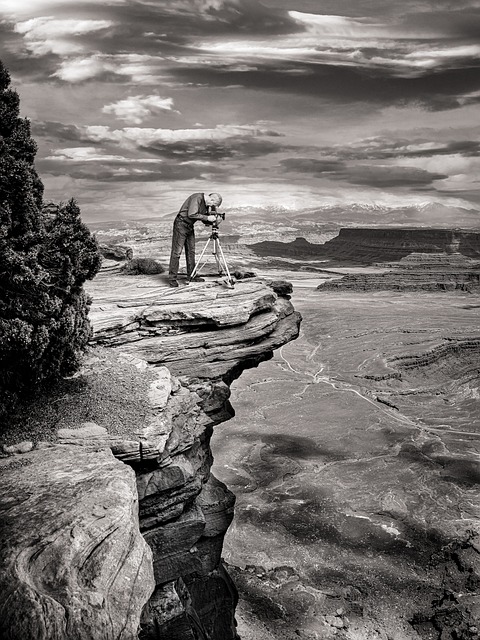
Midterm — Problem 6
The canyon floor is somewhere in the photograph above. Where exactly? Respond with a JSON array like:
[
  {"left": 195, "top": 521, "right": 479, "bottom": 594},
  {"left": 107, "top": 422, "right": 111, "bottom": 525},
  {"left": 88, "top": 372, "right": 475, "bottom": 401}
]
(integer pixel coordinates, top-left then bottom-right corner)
[
  {"left": 90, "top": 223, "right": 480, "bottom": 639},
  {"left": 211, "top": 273, "right": 480, "bottom": 640}
]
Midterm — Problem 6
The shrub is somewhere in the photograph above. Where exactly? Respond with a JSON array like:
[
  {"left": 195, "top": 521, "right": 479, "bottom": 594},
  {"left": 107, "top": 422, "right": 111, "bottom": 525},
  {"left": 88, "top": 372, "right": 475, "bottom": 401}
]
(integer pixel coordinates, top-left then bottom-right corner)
[
  {"left": 0, "top": 61, "right": 101, "bottom": 417},
  {"left": 120, "top": 257, "right": 165, "bottom": 275}
]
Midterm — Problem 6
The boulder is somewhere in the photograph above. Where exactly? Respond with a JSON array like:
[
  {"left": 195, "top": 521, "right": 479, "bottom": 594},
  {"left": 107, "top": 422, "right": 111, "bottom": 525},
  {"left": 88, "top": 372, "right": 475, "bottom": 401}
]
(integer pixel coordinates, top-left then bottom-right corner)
[{"left": 0, "top": 446, "right": 154, "bottom": 640}]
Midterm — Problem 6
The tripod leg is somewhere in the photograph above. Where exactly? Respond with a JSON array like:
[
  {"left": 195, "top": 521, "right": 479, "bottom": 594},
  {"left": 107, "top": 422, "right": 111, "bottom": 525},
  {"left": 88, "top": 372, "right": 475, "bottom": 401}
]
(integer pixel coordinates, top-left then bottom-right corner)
[
  {"left": 189, "top": 237, "right": 211, "bottom": 280},
  {"left": 216, "top": 239, "right": 235, "bottom": 287},
  {"left": 213, "top": 239, "right": 224, "bottom": 275}
]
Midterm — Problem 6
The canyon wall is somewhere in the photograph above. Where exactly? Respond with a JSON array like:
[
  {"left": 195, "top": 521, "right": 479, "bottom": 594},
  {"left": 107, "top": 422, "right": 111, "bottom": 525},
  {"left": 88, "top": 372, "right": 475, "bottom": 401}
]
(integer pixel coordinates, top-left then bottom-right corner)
[
  {"left": 322, "top": 228, "right": 480, "bottom": 262},
  {"left": 252, "top": 228, "right": 480, "bottom": 264},
  {"left": 0, "top": 275, "right": 301, "bottom": 640},
  {"left": 318, "top": 252, "right": 480, "bottom": 292}
]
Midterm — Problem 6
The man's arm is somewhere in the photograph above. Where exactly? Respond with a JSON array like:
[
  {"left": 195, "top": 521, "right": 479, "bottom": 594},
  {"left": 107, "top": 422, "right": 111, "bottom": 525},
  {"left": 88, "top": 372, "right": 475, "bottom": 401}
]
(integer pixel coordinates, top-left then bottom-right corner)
[{"left": 186, "top": 194, "right": 212, "bottom": 222}]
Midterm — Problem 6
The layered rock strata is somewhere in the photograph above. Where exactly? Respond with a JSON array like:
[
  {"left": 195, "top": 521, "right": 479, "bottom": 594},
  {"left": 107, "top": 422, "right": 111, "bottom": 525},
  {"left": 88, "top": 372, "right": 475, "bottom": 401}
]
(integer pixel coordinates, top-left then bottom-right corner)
[
  {"left": 322, "top": 227, "right": 480, "bottom": 262},
  {"left": 0, "top": 274, "right": 301, "bottom": 640},
  {"left": 0, "top": 444, "right": 155, "bottom": 640},
  {"left": 252, "top": 228, "right": 480, "bottom": 264},
  {"left": 318, "top": 253, "right": 480, "bottom": 292}
]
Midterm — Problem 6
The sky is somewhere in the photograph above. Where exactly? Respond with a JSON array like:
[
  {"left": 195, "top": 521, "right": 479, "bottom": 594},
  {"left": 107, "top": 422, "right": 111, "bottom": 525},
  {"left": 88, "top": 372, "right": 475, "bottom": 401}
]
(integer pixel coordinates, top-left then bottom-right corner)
[{"left": 1, "top": 0, "right": 480, "bottom": 222}]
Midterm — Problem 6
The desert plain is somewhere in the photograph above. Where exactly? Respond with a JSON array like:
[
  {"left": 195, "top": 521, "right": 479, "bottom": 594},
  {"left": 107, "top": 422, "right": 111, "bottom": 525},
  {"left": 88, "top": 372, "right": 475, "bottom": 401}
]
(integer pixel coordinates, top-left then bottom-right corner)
[
  {"left": 213, "top": 277, "right": 480, "bottom": 640},
  {"left": 93, "top": 218, "right": 480, "bottom": 639}
]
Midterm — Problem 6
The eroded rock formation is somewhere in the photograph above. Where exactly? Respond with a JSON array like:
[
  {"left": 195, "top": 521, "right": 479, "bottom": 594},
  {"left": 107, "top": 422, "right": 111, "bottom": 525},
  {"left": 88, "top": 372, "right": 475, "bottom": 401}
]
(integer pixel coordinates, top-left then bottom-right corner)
[
  {"left": 318, "top": 253, "right": 480, "bottom": 292},
  {"left": 0, "top": 445, "right": 154, "bottom": 640},
  {"left": 0, "top": 273, "right": 301, "bottom": 639},
  {"left": 252, "top": 228, "right": 480, "bottom": 265},
  {"left": 322, "top": 228, "right": 480, "bottom": 262}
]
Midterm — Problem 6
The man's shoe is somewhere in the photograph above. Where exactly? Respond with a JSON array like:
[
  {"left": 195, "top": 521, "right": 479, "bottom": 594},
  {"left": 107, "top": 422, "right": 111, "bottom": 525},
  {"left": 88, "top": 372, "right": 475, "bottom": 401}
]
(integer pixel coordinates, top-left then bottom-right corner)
[
  {"left": 189, "top": 276, "right": 205, "bottom": 282},
  {"left": 168, "top": 279, "right": 179, "bottom": 287}
]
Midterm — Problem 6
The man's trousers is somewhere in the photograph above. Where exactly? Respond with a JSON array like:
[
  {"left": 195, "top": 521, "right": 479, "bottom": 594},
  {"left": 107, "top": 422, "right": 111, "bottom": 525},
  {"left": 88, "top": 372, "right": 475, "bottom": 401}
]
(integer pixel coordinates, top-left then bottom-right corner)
[{"left": 168, "top": 215, "right": 196, "bottom": 280}]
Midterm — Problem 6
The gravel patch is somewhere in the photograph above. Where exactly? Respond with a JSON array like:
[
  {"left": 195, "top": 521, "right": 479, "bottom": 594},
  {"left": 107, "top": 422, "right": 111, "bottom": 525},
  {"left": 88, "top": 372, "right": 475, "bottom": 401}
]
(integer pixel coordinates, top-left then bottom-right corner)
[{"left": 1, "top": 346, "right": 158, "bottom": 447}]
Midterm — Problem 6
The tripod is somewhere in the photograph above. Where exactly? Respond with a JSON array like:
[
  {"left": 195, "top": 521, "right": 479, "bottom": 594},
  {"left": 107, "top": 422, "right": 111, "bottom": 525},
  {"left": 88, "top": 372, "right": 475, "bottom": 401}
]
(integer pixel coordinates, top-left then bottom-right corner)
[{"left": 188, "top": 224, "right": 235, "bottom": 288}]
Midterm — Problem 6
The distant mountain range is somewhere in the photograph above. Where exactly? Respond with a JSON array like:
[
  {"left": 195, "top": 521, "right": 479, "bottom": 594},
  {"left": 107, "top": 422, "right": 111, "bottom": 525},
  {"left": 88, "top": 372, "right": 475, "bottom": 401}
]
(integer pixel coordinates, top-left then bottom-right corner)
[
  {"left": 228, "top": 202, "right": 480, "bottom": 228},
  {"left": 87, "top": 202, "right": 480, "bottom": 232}
]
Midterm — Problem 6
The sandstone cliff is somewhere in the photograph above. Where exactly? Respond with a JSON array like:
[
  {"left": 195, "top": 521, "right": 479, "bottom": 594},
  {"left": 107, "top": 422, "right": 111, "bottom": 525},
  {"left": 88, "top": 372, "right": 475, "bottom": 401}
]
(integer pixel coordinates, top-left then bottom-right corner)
[
  {"left": 252, "top": 228, "right": 480, "bottom": 264},
  {"left": 321, "top": 228, "right": 480, "bottom": 262},
  {"left": 318, "top": 252, "right": 480, "bottom": 292},
  {"left": 0, "top": 273, "right": 301, "bottom": 640}
]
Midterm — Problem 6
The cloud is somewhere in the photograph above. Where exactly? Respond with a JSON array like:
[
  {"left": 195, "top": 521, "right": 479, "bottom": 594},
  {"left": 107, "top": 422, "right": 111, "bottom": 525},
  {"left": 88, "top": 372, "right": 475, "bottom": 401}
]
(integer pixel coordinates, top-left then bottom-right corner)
[
  {"left": 32, "top": 121, "right": 285, "bottom": 182},
  {"left": 288, "top": 11, "right": 386, "bottom": 37},
  {"left": 82, "top": 123, "right": 284, "bottom": 160},
  {"left": 56, "top": 164, "right": 207, "bottom": 182},
  {"left": 1, "top": 0, "right": 128, "bottom": 15},
  {"left": 15, "top": 16, "right": 114, "bottom": 56},
  {"left": 2, "top": 0, "right": 301, "bottom": 84},
  {"left": 279, "top": 155, "right": 448, "bottom": 188},
  {"left": 102, "top": 94, "right": 178, "bottom": 123},
  {"left": 399, "top": 153, "right": 480, "bottom": 180},
  {"left": 342, "top": 165, "right": 449, "bottom": 188},
  {"left": 186, "top": 10, "right": 480, "bottom": 82},
  {"left": 33, "top": 121, "right": 281, "bottom": 144},
  {"left": 170, "top": 56, "right": 480, "bottom": 112},
  {"left": 280, "top": 158, "right": 344, "bottom": 174},
  {"left": 325, "top": 137, "right": 480, "bottom": 161},
  {"left": 4, "top": 0, "right": 479, "bottom": 110},
  {"left": 81, "top": 123, "right": 279, "bottom": 143},
  {"left": 51, "top": 53, "right": 166, "bottom": 83},
  {"left": 0, "top": 0, "right": 72, "bottom": 16},
  {"left": 44, "top": 147, "right": 159, "bottom": 162},
  {"left": 434, "top": 172, "right": 480, "bottom": 194},
  {"left": 37, "top": 145, "right": 219, "bottom": 183},
  {"left": 151, "top": 0, "right": 299, "bottom": 35},
  {"left": 31, "top": 120, "right": 93, "bottom": 142},
  {"left": 458, "top": 88, "right": 480, "bottom": 106}
]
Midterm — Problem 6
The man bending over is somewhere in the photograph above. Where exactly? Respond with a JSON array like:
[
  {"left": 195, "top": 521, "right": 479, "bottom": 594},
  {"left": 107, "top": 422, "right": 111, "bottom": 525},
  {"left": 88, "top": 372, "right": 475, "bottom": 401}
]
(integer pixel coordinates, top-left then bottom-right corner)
[{"left": 168, "top": 192, "right": 222, "bottom": 287}]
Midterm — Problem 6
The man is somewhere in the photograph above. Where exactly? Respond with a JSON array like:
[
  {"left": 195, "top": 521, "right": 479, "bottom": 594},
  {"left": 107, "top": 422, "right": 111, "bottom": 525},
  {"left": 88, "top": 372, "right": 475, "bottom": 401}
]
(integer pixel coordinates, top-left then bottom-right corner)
[{"left": 168, "top": 192, "right": 222, "bottom": 287}]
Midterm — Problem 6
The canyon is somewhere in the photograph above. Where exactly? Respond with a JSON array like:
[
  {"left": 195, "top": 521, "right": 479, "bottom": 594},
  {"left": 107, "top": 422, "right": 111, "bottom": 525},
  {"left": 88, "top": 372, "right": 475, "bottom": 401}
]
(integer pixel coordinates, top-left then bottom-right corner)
[
  {"left": 252, "top": 228, "right": 480, "bottom": 263},
  {"left": 1, "top": 224, "right": 480, "bottom": 639},
  {"left": 253, "top": 228, "right": 480, "bottom": 292},
  {"left": 213, "top": 284, "right": 480, "bottom": 640}
]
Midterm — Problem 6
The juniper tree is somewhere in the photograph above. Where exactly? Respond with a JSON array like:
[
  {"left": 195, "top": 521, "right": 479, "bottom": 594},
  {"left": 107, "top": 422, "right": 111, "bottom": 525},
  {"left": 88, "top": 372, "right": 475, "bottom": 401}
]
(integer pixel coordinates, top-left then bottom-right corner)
[{"left": 0, "top": 61, "right": 101, "bottom": 417}]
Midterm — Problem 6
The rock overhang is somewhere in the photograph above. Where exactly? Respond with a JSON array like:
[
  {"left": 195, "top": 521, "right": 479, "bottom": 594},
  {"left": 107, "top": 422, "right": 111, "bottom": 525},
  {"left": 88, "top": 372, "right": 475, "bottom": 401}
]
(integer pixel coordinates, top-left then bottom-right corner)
[
  {"left": 87, "top": 276, "right": 302, "bottom": 383},
  {"left": 1, "top": 273, "right": 301, "bottom": 640}
]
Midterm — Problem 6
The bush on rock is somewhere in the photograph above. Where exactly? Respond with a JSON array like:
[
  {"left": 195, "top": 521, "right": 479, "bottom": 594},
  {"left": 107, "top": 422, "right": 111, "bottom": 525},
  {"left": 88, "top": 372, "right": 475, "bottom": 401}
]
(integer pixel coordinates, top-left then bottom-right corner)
[
  {"left": 0, "top": 60, "right": 101, "bottom": 418},
  {"left": 120, "top": 257, "right": 165, "bottom": 275}
]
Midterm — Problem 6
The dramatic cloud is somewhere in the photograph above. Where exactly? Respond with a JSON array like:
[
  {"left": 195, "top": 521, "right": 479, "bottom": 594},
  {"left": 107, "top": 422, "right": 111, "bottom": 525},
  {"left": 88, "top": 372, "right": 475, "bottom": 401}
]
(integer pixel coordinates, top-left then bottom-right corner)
[
  {"left": 280, "top": 156, "right": 448, "bottom": 188},
  {"left": 52, "top": 54, "right": 166, "bottom": 83},
  {"left": 0, "top": 0, "right": 75, "bottom": 16},
  {"left": 321, "top": 137, "right": 480, "bottom": 162},
  {"left": 38, "top": 147, "right": 219, "bottom": 183},
  {"left": 64, "top": 123, "right": 284, "bottom": 159},
  {"left": 2, "top": 0, "right": 480, "bottom": 219},
  {"left": 170, "top": 62, "right": 480, "bottom": 113},
  {"left": 341, "top": 165, "right": 449, "bottom": 188},
  {"left": 33, "top": 121, "right": 285, "bottom": 186},
  {"left": 14, "top": 17, "right": 114, "bottom": 56},
  {"left": 102, "top": 95, "right": 178, "bottom": 123},
  {"left": 44, "top": 147, "right": 157, "bottom": 162},
  {"left": 43, "top": 163, "right": 209, "bottom": 182},
  {"left": 280, "top": 158, "right": 344, "bottom": 174}
]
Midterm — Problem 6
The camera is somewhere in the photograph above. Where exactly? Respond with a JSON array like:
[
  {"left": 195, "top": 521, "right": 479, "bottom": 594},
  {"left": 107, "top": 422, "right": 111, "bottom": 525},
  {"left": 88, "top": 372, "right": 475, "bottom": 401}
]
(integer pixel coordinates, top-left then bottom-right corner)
[{"left": 204, "top": 211, "right": 225, "bottom": 227}]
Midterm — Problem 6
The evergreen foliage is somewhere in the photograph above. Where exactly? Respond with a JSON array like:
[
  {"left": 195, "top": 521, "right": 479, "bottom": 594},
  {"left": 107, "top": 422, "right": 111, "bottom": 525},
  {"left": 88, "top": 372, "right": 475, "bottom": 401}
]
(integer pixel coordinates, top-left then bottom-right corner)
[
  {"left": 120, "top": 257, "right": 165, "bottom": 275},
  {"left": 0, "top": 61, "right": 101, "bottom": 417}
]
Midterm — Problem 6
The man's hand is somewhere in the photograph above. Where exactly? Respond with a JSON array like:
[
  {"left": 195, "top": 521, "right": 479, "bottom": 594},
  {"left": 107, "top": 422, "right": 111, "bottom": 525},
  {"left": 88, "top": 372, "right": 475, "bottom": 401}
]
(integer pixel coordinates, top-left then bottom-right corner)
[{"left": 207, "top": 215, "right": 217, "bottom": 222}]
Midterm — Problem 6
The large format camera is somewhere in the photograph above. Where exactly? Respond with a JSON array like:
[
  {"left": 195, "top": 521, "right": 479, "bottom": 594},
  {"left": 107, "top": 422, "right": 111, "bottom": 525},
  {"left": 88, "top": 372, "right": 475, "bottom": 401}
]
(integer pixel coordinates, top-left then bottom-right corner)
[{"left": 204, "top": 211, "right": 225, "bottom": 228}]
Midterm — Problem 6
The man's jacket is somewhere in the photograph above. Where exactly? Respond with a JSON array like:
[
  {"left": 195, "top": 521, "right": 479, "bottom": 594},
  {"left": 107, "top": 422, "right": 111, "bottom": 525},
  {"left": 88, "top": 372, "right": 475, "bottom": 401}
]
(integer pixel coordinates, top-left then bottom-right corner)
[{"left": 177, "top": 193, "right": 214, "bottom": 226}]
